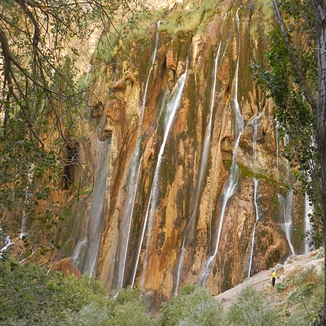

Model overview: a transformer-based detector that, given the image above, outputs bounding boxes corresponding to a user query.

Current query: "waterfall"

[174,43,221,296]
[251,112,262,167]
[117,20,161,289]
[304,137,315,253]
[247,178,259,277]
[246,112,261,277]
[275,124,296,257]
[304,193,314,253]
[200,8,243,286]
[72,238,87,265]
[279,134,295,257]
[85,64,92,86]
[132,62,188,288]
[278,189,295,256]
[0,235,12,258]
[20,163,35,238]
[199,151,241,285]
[79,138,110,277]
[275,119,280,171]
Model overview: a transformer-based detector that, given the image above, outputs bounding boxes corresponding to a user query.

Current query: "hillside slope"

[215,248,324,318]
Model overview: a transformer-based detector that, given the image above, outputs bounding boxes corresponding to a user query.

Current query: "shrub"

[59,301,111,326]
[105,287,154,326]
[227,286,281,326]
[159,285,225,326]
[275,282,287,293]
[0,255,108,325]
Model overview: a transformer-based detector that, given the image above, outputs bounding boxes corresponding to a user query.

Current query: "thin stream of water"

[247,178,259,277]
[80,138,110,277]
[200,8,243,286]
[118,21,162,289]
[132,63,188,287]
[304,193,314,253]
[174,43,221,296]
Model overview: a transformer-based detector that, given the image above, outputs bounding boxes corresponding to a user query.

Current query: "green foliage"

[275,282,287,293]
[227,286,281,326]
[253,0,322,247]
[63,287,154,326]
[159,285,225,326]
[282,266,324,325]
[0,255,107,325]
[157,0,222,36]
[58,301,111,326]
[0,0,149,256]
[0,255,324,325]
[0,256,154,325]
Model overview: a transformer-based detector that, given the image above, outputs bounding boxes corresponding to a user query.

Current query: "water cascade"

[278,190,295,256]
[72,238,87,265]
[79,138,110,277]
[85,64,92,87]
[279,135,295,256]
[304,193,314,253]
[20,163,35,238]
[304,138,315,253]
[251,113,262,167]
[200,8,244,286]
[132,62,188,287]
[174,43,221,296]
[275,120,280,171]
[117,20,161,289]
[0,236,12,258]
[247,178,259,277]
[247,112,262,277]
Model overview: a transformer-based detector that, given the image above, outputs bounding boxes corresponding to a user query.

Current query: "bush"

[159,285,225,326]
[59,301,111,326]
[0,256,156,325]
[0,255,108,325]
[285,266,324,325]
[275,282,288,293]
[227,286,281,326]
[105,287,154,326]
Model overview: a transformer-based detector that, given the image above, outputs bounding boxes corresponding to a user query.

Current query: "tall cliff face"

[71,0,307,306]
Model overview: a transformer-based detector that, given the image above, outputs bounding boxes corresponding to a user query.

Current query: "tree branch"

[272,0,317,116]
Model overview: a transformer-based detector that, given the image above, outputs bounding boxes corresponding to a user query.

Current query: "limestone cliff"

[69,0,309,306]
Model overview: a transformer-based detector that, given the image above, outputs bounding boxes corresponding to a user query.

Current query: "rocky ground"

[215,248,325,310]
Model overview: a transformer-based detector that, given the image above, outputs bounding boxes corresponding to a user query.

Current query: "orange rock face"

[68,1,307,307]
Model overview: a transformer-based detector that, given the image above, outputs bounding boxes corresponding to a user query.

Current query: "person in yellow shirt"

[271,271,277,287]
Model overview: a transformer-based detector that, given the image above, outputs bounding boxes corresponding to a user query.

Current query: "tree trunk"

[312,0,326,324]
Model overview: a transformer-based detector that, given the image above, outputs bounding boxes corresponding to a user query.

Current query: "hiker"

[271,270,276,287]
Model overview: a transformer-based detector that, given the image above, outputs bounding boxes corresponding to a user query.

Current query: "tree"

[309,1,326,324]
[262,0,326,323]
[0,0,145,255]
[260,0,322,242]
